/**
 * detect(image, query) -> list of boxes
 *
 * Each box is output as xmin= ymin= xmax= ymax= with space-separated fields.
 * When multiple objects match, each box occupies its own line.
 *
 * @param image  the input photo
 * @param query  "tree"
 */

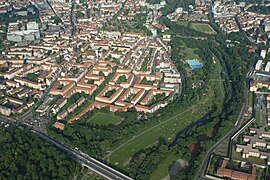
xmin=0 ymin=126 xmax=81 ymax=179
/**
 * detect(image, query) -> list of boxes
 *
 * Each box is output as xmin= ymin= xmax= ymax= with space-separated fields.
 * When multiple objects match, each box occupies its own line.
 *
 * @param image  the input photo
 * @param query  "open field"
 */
xmin=88 ymin=112 xmax=121 ymax=125
xmin=149 ymin=154 xmax=181 ymax=180
xmin=248 ymin=92 xmax=254 ymax=108
xmin=177 ymin=20 xmax=189 ymax=27
xmin=191 ymin=23 xmax=216 ymax=34
xmin=105 ymin=105 xmax=204 ymax=165
xmin=183 ymin=45 xmax=201 ymax=61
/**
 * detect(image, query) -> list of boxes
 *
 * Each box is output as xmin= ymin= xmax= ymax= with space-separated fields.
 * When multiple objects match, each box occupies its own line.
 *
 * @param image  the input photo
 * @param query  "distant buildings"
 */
xmin=211 ymin=0 xmax=270 ymax=39
xmin=7 ymin=21 xmax=40 ymax=42
xmin=217 ymin=159 xmax=256 ymax=180
xmin=0 ymin=0 xmax=184 ymax=130
xmin=235 ymin=127 xmax=270 ymax=166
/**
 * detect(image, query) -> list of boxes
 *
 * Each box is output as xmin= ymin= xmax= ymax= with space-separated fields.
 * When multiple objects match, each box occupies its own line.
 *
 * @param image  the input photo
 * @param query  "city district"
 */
xmin=2 ymin=0 xmax=270 ymax=179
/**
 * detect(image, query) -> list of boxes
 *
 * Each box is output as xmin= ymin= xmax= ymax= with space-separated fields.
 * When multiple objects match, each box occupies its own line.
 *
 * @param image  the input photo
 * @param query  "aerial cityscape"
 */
xmin=0 ymin=0 xmax=270 ymax=179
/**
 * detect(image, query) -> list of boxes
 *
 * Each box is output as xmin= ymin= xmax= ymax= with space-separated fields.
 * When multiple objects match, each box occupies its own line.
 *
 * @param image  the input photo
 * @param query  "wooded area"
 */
xmin=0 ymin=126 xmax=81 ymax=179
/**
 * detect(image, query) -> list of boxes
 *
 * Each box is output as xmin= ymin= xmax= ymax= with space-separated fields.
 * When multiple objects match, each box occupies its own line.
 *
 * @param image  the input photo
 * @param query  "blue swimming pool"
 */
xmin=186 ymin=59 xmax=203 ymax=70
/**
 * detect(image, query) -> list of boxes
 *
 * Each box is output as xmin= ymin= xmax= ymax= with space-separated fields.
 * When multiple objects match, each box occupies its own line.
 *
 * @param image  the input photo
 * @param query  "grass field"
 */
xmin=88 ymin=112 xmax=121 ymax=125
xmin=103 ymin=52 xmax=224 ymax=177
xmin=191 ymin=23 xmax=216 ymax=34
xmin=183 ymin=45 xmax=201 ymax=61
xmin=105 ymin=106 xmax=206 ymax=165
xmin=149 ymin=154 xmax=181 ymax=180
xmin=177 ymin=20 xmax=189 ymax=27
xmin=181 ymin=43 xmax=203 ymax=74
xmin=248 ymin=92 xmax=254 ymax=108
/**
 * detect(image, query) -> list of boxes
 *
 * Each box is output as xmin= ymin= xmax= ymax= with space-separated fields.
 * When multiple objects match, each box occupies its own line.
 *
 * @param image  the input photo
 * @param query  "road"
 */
xmin=0 ymin=115 xmax=132 ymax=180
xmin=45 ymin=0 xmax=65 ymax=26
xmin=70 ymin=0 xmax=76 ymax=35
xmin=195 ymin=103 xmax=246 ymax=180
xmin=19 ymin=64 xmax=64 ymax=131
xmin=175 ymin=35 xmax=207 ymax=40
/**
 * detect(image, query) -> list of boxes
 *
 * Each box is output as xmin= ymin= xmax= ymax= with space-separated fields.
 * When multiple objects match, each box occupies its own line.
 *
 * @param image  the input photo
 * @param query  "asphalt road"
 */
xmin=70 ymin=0 xmax=76 ymax=35
xmin=195 ymin=103 xmax=246 ymax=180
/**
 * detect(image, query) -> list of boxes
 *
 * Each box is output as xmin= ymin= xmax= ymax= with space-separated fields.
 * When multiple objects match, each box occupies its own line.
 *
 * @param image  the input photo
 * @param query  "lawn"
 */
xmin=149 ymin=154 xmax=181 ymax=180
xmin=209 ymin=54 xmax=225 ymax=106
xmin=88 ymin=112 xmax=121 ymax=125
xmin=191 ymin=23 xmax=216 ymax=34
xmin=232 ymin=148 xmax=266 ymax=165
xmin=214 ymin=138 xmax=229 ymax=157
xmin=177 ymin=20 xmax=188 ymax=27
xmin=182 ymin=44 xmax=201 ymax=61
xmin=254 ymin=110 xmax=266 ymax=127
xmin=262 ymin=110 xmax=266 ymax=127
xmin=105 ymin=105 xmax=207 ymax=168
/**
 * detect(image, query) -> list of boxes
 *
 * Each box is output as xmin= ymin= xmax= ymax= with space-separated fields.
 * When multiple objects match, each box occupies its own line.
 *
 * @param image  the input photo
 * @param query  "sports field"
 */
xmin=191 ymin=23 xmax=216 ymax=34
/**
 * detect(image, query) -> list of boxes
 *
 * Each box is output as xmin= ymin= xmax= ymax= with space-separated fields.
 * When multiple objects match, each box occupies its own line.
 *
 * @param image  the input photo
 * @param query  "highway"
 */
xmin=0 ymin=115 xmax=133 ymax=180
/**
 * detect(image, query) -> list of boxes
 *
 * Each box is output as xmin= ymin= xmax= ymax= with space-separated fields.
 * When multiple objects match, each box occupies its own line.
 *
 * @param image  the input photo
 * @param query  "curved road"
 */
xmin=195 ymin=103 xmax=245 ymax=180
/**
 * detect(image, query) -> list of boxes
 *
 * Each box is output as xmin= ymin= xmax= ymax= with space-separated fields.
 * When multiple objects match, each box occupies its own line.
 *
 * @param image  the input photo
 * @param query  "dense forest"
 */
xmin=0 ymin=126 xmax=81 ymax=179
xmin=146 ymin=0 xmax=161 ymax=4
